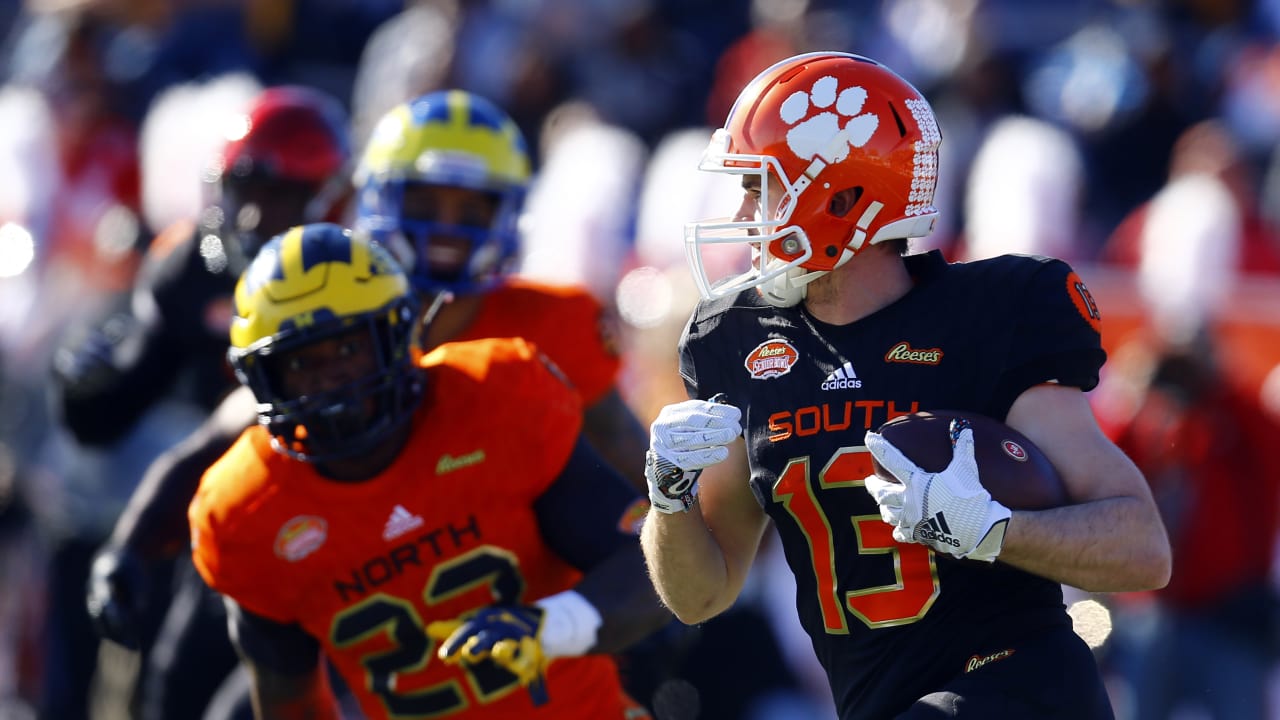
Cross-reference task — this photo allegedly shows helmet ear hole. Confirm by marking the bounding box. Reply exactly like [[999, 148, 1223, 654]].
[[828, 187, 863, 218]]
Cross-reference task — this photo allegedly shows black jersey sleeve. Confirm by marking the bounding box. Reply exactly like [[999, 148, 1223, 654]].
[[52, 229, 222, 446], [226, 598, 323, 675], [533, 435, 643, 571], [677, 294, 742, 402], [989, 258, 1106, 419], [678, 316, 702, 399]]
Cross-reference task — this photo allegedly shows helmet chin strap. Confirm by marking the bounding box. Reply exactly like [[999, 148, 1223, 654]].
[[756, 231, 864, 308], [759, 265, 828, 307]]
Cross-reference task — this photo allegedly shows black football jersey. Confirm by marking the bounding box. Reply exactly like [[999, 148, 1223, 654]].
[[678, 251, 1107, 719], [55, 224, 240, 445]]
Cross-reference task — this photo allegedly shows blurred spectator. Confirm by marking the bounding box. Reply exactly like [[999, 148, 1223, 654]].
[[0, 442, 43, 719], [2, 7, 142, 297], [704, 0, 869, 129], [1102, 119, 1280, 277], [10, 0, 402, 124], [1025, 9, 1202, 244], [349, 0, 459, 153], [521, 103, 648, 300], [958, 114, 1086, 262], [563, 0, 713, 146], [1097, 330, 1280, 720], [1092, 146, 1280, 719], [448, 1, 572, 163], [0, 7, 148, 715]]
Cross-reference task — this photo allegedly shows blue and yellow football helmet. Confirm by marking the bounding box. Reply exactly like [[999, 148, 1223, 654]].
[[227, 223, 421, 462], [353, 90, 530, 295]]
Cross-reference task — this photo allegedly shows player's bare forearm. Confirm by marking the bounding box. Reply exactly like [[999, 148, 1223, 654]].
[[1000, 385, 1171, 591], [998, 490, 1170, 592], [640, 442, 765, 625], [641, 507, 732, 624], [998, 435, 1172, 586]]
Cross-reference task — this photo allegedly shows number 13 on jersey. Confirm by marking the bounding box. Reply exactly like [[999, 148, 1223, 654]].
[[773, 446, 940, 632]]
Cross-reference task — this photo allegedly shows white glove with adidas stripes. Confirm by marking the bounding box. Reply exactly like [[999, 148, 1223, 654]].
[[862, 418, 1011, 562], [646, 396, 742, 513]]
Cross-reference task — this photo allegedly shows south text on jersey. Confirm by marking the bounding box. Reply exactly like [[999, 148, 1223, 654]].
[[768, 400, 921, 442]]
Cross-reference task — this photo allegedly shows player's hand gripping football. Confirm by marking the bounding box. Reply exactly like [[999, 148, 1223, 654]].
[[646, 394, 742, 513], [863, 418, 1011, 562], [426, 606, 550, 705]]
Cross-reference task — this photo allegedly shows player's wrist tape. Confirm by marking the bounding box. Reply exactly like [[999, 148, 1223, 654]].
[[534, 590, 602, 658], [645, 450, 700, 513]]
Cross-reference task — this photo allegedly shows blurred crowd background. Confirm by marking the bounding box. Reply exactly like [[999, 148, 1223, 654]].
[[3, 0, 1280, 718]]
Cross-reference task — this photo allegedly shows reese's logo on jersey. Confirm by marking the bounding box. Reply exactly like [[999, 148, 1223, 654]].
[[965, 648, 1015, 673], [745, 339, 799, 380], [884, 341, 943, 365]]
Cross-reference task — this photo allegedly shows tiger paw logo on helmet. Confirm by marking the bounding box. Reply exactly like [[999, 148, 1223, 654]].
[[780, 76, 880, 163]]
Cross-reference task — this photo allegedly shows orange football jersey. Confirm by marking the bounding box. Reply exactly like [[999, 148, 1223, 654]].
[[457, 278, 620, 406], [190, 338, 633, 719]]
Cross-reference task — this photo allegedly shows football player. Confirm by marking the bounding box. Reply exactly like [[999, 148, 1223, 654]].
[[55, 84, 352, 447], [190, 222, 665, 718], [87, 89, 652, 714], [640, 52, 1171, 719], [63, 84, 351, 719], [353, 89, 648, 490]]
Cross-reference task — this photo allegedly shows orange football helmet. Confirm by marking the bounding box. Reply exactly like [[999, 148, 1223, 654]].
[[685, 52, 941, 306]]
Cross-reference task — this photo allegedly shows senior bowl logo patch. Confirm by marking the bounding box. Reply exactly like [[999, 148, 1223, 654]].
[[275, 515, 328, 562], [745, 339, 799, 380]]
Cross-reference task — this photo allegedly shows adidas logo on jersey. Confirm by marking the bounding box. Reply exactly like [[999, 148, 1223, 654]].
[[915, 511, 960, 549], [820, 362, 863, 390], [383, 504, 424, 541]]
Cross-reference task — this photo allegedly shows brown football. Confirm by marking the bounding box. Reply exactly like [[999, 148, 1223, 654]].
[[871, 410, 1068, 510]]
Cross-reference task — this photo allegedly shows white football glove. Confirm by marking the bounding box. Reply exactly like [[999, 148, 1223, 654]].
[[862, 419, 1011, 562], [646, 395, 742, 513]]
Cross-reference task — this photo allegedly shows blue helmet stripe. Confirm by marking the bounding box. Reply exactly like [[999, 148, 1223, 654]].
[[410, 93, 452, 125], [467, 99, 504, 132], [299, 224, 352, 273]]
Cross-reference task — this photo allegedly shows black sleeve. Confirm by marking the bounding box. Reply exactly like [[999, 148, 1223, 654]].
[[110, 388, 254, 556], [677, 316, 701, 399], [51, 236, 199, 446], [678, 299, 740, 405], [533, 436, 643, 572], [225, 597, 324, 675], [990, 259, 1107, 419]]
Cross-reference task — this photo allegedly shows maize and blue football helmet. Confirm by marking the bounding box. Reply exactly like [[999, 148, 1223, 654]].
[[354, 90, 530, 296], [227, 223, 421, 462]]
